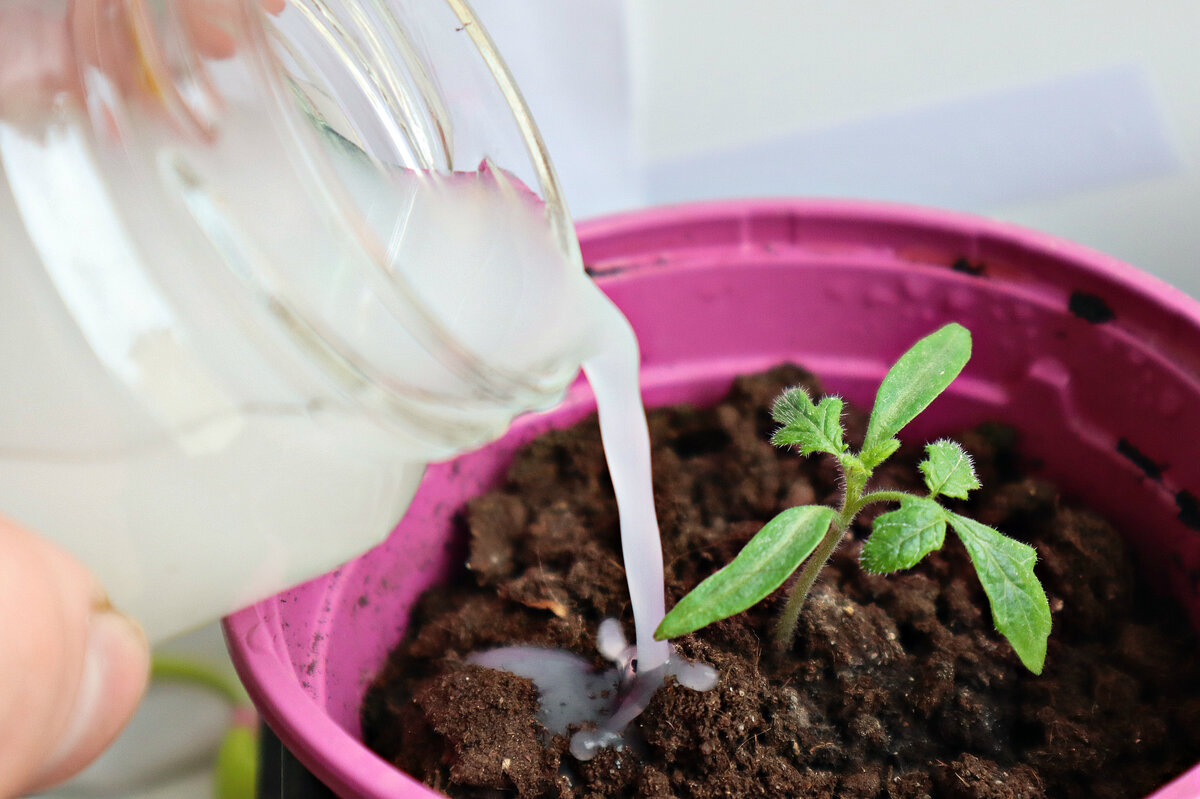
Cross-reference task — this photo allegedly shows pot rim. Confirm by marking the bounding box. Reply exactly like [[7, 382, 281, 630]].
[[224, 198, 1200, 799]]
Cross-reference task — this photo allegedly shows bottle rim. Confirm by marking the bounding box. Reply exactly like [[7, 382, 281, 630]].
[[236, 0, 586, 415]]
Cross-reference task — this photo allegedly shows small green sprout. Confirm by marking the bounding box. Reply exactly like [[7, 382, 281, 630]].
[[654, 323, 1052, 674]]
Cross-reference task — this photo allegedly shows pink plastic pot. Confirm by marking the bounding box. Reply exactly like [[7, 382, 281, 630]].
[[225, 200, 1200, 799]]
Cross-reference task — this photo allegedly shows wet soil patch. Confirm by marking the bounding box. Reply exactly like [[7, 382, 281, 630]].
[[361, 365, 1200, 798]]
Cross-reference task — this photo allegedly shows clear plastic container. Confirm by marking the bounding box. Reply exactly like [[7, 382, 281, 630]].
[[0, 0, 609, 643]]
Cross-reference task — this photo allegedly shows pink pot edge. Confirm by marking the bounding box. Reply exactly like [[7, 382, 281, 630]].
[[224, 197, 1200, 799]]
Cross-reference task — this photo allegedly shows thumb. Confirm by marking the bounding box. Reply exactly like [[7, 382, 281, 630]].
[[0, 517, 150, 798]]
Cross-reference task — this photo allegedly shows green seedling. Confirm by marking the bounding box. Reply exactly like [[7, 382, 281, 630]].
[[654, 323, 1052, 674]]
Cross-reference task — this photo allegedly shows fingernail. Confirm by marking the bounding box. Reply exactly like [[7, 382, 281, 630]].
[[32, 608, 149, 789]]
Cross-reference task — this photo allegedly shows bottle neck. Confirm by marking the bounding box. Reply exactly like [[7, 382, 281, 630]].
[[1, 0, 597, 459], [234, 0, 600, 454]]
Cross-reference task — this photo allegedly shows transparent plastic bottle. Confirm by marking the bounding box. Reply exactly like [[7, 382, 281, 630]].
[[0, 0, 609, 642]]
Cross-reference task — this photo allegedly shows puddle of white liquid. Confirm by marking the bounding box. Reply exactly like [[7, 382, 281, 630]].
[[468, 619, 718, 760]]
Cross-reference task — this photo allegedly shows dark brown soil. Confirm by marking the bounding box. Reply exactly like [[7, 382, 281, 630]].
[[361, 365, 1200, 799]]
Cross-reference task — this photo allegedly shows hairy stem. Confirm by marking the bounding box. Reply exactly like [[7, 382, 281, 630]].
[[771, 449, 920, 652], [773, 518, 847, 650], [771, 460, 905, 651], [857, 489, 913, 506]]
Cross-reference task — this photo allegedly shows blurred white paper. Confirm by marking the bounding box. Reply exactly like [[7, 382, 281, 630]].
[[471, 0, 640, 218], [644, 65, 1182, 211]]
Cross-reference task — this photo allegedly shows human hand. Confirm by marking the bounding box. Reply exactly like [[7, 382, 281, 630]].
[[0, 517, 150, 799]]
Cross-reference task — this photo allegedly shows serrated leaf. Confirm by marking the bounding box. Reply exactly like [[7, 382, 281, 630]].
[[862, 324, 972, 457], [859, 437, 901, 469], [655, 505, 838, 640], [947, 512, 1051, 674], [861, 497, 947, 573], [920, 439, 981, 499], [770, 388, 847, 456]]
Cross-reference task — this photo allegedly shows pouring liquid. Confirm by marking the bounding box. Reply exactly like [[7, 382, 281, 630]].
[[0, 102, 606, 643], [0, 95, 714, 742], [468, 292, 719, 760]]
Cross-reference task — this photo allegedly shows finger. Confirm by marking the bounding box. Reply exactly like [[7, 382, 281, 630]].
[[183, 0, 287, 61], [69, 0, 146, 100], [182, 0, 240, 61], [0, 4, 77, 121], [0, 518, 149, 798]]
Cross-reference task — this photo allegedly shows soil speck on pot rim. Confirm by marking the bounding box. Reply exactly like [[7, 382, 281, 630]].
[[950, 257, 986, 277], [361, 365, 1200, 799], [1116, 437, 1165, 482], [1068, 290, 1116, 324]]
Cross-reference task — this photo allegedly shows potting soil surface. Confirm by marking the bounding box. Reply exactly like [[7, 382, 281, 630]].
[[361, 365, 1200, 799]]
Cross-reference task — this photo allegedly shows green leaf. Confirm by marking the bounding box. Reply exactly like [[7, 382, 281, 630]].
[[859, 437, 901, 469], [919, 439, 981, 500], [655, 505, 838, 640], [862, 323, 972, 457], [861, 496, 947, 573], [947, 512, 1052, 674], [771, 388, 846, 457]]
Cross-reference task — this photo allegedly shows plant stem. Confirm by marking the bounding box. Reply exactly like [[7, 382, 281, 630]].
[[773, 478, 866, 651], [772, 517, 847, 650], [772, 468, 915, 651], [857, 489, 912, 506]]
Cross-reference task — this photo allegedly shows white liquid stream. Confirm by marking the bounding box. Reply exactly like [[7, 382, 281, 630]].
[[583, 308, 673, 673], [0, 94, 714, 749], [466, 267, 720, 759]]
